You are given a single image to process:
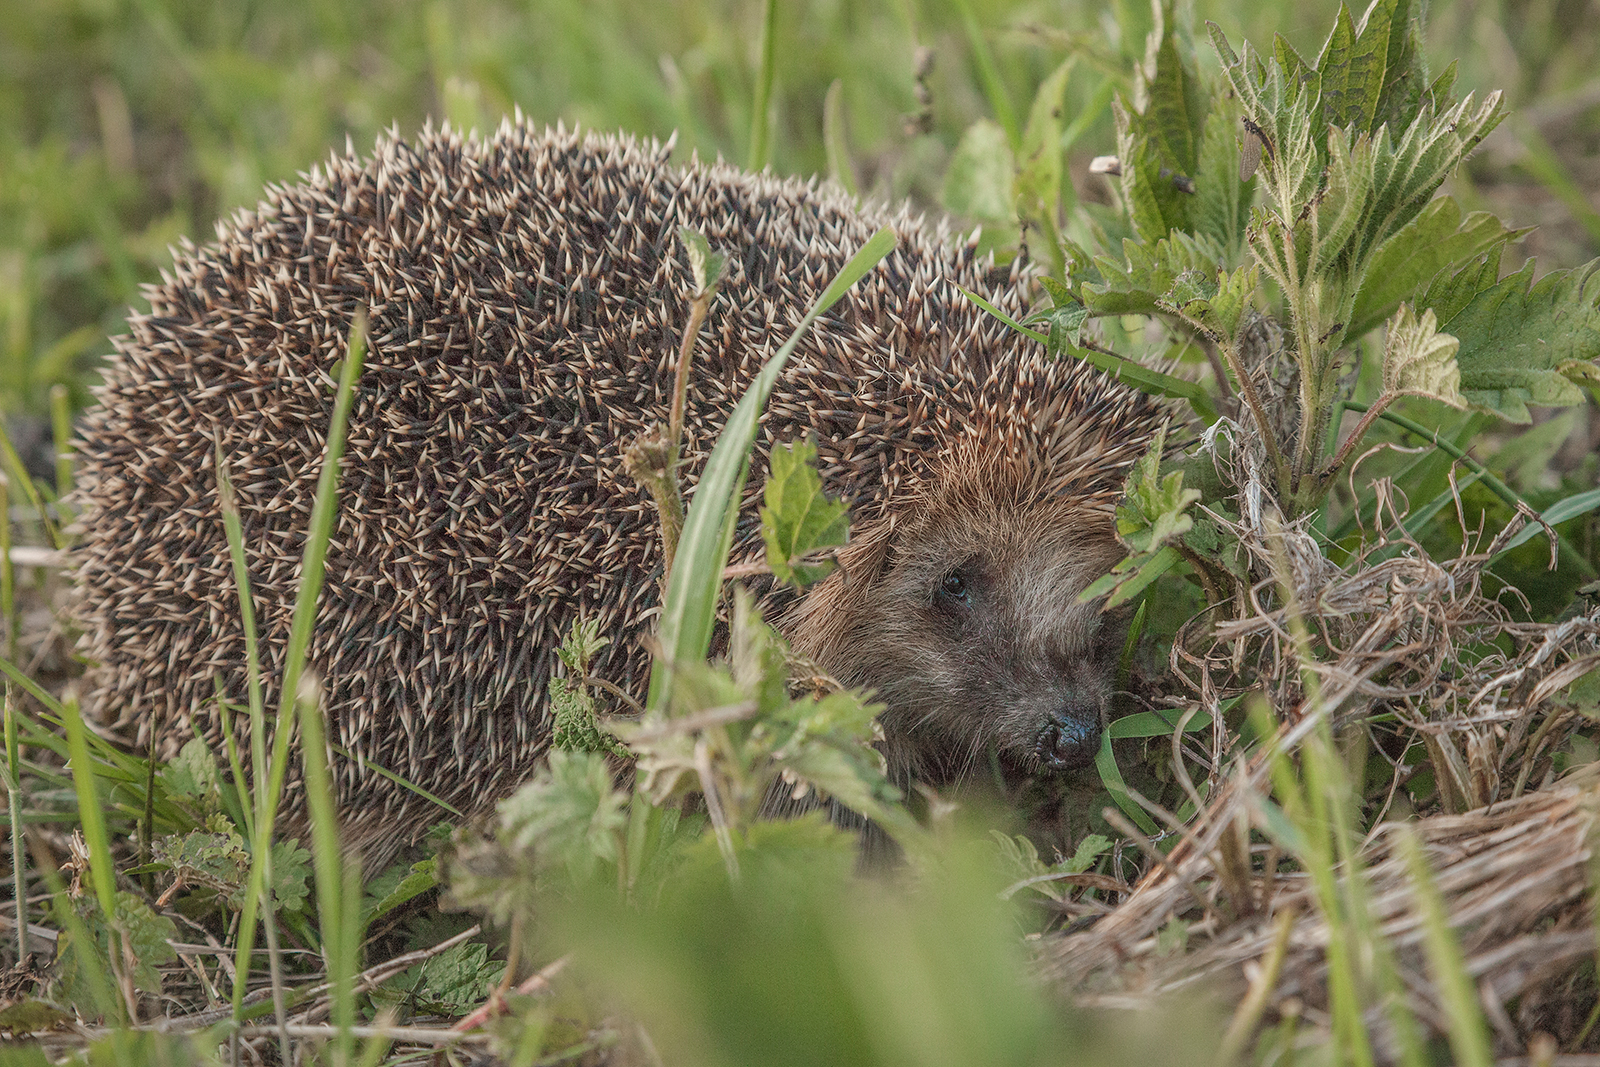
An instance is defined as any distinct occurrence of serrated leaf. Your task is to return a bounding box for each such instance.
[555,617,610,675]
[1316,0,1411,133]
[1352,91,1504,266]
[1433,259,1600,423]
[1059,833,1112,874]
[942,119,1016,224]
[1347,197,1527,338]
[116,892,178,994]
[1116,429,1201,554]
[1085,232,1222,316]
[1045,301,1090,353]
[761,439,850,587]
[163,736,222,801]
[1381,304,1463,405]
[1135,1,1208,177]
[1169,264,1259,342]
[269,838,312,915]
[1192,94,1255,262]
[1015,60,1072,235]
[417,941,505,1013]
[677,227,726,295]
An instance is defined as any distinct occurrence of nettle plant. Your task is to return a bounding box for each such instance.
[972,0,1600,610]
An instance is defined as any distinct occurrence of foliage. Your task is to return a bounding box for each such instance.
[1,0,1598,1063]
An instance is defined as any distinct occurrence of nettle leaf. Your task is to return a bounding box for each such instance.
[1315,0,1419,133]
[1117,430,1201,554]
[1115,100,1193,241]
[1192,94,1255,262]
[1349,89,1504,266]
[1168,264,1260,343]
[1347,197,1528,338]
[1211,26,1328,219]
[1435,259,1600,423]
[942,119,1016,226]
[1381,304,1463,405]
[1045,300,1090,353]
[1115,3,1209,242]
[1134,1,1208,176]
[1015,60,1072,235]
[1085,233,1223,316]
[1310,124,1373,275]
[761,438,849,587]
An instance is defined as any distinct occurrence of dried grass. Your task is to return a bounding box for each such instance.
[1040,447,1600,1058]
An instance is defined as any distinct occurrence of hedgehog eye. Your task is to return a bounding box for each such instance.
[934,568,971,610]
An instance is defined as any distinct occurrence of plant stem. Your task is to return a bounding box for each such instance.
[1217,337,1289,492]
[1323,393,1394,480]
[1341,401,1521,512]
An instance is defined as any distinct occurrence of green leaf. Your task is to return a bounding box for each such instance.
[1117,434,1202,555]
[1315,0,1407,133]
[115,892,178,995]
[1045,300,1090,353]
[1015,59,1073,240]
[648,228,896,711]
[1380,304,1462,405]
[941,120,1015,225]
[1061,833,1113,874]
[417,941,507,1014]
[367,858,440,923]
[761,439,850,587]
[162,736,223,802]
[1094,732,1158,834]
[1192,94,1255,262]
[1107,708,1214,738]
[1134,1,1208,177]
[1347,197,1527,339]
[677,227,726,296]
[1085,232,1223,317]
[1168,264,1259,343]
[1434,258,1600,422]
[497,749,628,884]
[1116,0,1210,242]
[1082,545,1183,608]
[551,618,629,758]
[269,838,312,915]
[958,283,1219,422]
[1495,485,1600,557]
[1115,99,1193,242]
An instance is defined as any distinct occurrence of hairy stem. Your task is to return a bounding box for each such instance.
[1217,337,1289,493]
[1321,393,1395,484]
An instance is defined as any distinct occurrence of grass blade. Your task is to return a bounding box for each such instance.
[231,311,368,1014]
[748,0,777,171]
[646,229,896,712]
[1394,825,1494,1067]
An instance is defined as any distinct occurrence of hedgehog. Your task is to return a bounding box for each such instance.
[72,120,1163,862]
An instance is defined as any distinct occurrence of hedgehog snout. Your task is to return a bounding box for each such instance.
[1035,705,1102,771]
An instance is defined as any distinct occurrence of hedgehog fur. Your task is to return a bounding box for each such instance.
[72,120,1163,859]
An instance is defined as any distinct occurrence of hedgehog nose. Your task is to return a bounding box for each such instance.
[1038,708,1101,772]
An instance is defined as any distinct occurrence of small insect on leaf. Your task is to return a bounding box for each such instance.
[1239,121,1267,182]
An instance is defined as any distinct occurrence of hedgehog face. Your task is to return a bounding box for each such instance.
[787,490,1125,789]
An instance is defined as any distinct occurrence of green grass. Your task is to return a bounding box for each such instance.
[2,0,1599,1063]
[2,0,1595,418]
